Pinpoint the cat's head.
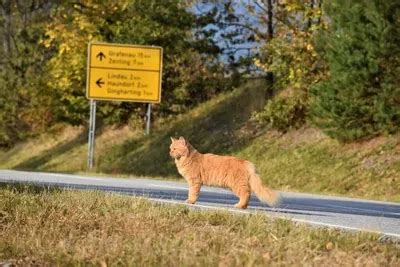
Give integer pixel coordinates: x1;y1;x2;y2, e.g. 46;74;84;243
169;136;189;159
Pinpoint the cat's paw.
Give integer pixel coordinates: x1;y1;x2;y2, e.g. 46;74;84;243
234;203;247;209
185;199;196;204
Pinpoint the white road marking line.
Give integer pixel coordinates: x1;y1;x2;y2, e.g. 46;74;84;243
147;183;233;195
321;203;400;216
285;217;400;239
148;198;252;214
148;184;188;190
39;172;106;181
287;193;400;206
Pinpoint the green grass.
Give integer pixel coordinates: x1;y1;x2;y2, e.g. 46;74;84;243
1;185;399;266
0;80;267;177
237;129;400;202
0;79;399;201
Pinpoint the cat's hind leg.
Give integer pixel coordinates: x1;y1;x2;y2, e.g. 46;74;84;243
232;183;251;209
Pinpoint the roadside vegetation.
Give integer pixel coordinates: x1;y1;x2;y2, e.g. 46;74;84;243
1;80;399;202
1;1;399;265
1;185;399;266
2;1;400;146
1;2;399;202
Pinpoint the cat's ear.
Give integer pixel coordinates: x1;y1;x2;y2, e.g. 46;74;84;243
170;137;176;142
178;136;186;145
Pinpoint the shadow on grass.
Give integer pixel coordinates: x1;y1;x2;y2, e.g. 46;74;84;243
13;126;102;171
99;80;269;177
0;182;63;194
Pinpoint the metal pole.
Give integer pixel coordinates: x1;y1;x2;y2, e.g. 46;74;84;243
87;99;97;169
145;103;151;135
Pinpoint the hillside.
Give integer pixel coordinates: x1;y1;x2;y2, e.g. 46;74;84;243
0;80;399;202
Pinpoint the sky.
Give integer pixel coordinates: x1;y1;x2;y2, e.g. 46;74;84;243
189;0;267;64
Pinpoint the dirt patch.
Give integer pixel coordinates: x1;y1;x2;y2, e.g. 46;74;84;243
342;136;388;153
267;127;327;148
360;154;400;171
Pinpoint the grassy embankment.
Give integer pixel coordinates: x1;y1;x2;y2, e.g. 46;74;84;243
1;185;399;266
0;80;399;202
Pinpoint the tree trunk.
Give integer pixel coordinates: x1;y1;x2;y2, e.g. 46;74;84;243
263;0;274;98
266;0;273;40
307;0;315;30
0;0;13;57
317;0;323;25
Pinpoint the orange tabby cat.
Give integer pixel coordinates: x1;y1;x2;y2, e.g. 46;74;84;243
169;136;279;209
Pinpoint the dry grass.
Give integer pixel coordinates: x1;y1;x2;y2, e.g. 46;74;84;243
0;125;84;169
1;185;399;266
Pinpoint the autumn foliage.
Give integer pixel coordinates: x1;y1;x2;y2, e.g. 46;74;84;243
0;0;399;146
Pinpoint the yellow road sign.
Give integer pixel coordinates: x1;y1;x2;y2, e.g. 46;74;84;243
86;42;162;103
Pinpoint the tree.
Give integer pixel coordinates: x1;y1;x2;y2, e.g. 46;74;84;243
0;0;56;147
42;0;232;125
253;0;326;131
310;0;400;141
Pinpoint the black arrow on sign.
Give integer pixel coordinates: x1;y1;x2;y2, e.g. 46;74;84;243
96;78;105;88
96;52;106;61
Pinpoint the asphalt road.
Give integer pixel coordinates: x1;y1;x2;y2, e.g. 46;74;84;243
1;169;399;240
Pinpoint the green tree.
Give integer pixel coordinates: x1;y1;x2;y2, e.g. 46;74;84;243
42;0;232;126
0;0;242;146
310;0;400;141
253;0;326;131
0;0;56;147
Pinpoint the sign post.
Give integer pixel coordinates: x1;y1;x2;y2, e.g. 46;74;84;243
86;42;162;169
145;103;151;135
87;99;96;169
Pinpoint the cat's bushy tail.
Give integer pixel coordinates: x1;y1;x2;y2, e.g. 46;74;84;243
247;162;280;207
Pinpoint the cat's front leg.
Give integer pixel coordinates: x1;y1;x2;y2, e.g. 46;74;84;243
186;179;202;204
